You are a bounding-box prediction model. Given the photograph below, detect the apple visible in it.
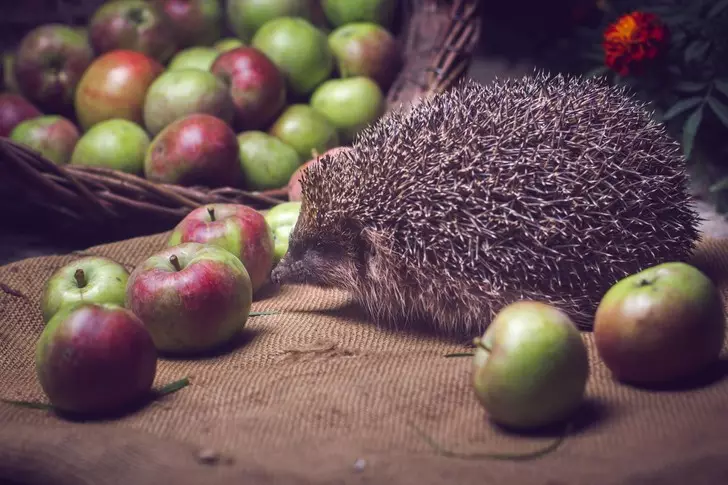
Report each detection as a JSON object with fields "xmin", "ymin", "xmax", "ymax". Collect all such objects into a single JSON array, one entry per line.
[
  {"xmin": 142, "ymin": 68, "xmax": 233, "ymax": 136},
  {"xmin": 167, "ymin": 46, "xmax": 220, "ymax": 71},
  {"xmin": 152, "ymin": 0, "xmax": 223, "ymax": 48},
  {"xmin": 264, "ymin": 201, "xmax": 301, "ymax": 263},
  {"xmin": 310, "ymin": 76, "xmax": 384, "ymax": 143},
  {"xmin": 287, "ymin": 146, "xmax": 351, "ymax": 201},
  {"xmin": 328, "ymin": 22, "xmax": 402, "ymax": 91},
  {"xmin": 210, "ymin": 46, "xmax": 286, "ymax": 131},
  {"xmin": 594, "ymin": 262, "xmax": 726, "ymax": 385},
  {"xmin": 214, "ymin": 38, "xmax": 245, "ymax": 52},
  {"xmin": 35, "ymin": 302, "xmax": 157, "ymax": 416},
  {"xmin": 226, "ymin": 0, "xmax": 314, "ymax": 42},
  {"xmin": 14, "ymin": 24, "xmax": 94, "ymax": 114},
  {"xmin": 251, "ymin": 17, "xmax": 333, "ymax": 97},
  {"xmin": 74, "ymin": 50, "xmax": 164, "ymax": 131},
  {"xmin": 0, "ymin": 93, "xmax": 42, "ymax": 137},
  {"xmin": 40, "ymin": 256, "xmax": 130, "ymax": 324},
  {"xmin": 269, "ymin": 104, "xmax": 339, "ymax": 161},
  {"xmin": 237, "ymin": 131, "xmax": 301, "ymax": 190},
  {"xmin": 472, "ymin": 301, "xmax": 590, "ymax": 430},
  {"xmin": 126, "ymin": 242, "xmax": 253, "ymax": 354},
  {"xmin": 70, "ymin": 119, "xmax": 150, "ymax": 174},
  {"xmin": 10, "ymin": 115, "xmax": 79, "ymax": 165},
  {"xmin": 167, "ymin": 204, "xmax": 275, "ymax": 293},
  {"xmin": 88, "ymin": 0, "xmax": 178, "ymax": 64},
  {"xmin": 144, "ymin": 113, "xmax": 241, "ymax": 187},
  {"xmin": 321, "ymin": 0, "xmax": 397, "ymax": 28}
]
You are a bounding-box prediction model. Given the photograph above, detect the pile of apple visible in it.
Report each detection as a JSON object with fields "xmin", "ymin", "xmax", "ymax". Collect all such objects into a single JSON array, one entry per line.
[
  {"xmin": 0, "ymin": 0, "xmax": 400, "ymax": 196},
  {"xmin": 34, "ymin": 200, "xmax": 300, "ymax": 417},
  {"xmin": 470, "ymin": 261, "xmax": 727, "ymax": 432}
]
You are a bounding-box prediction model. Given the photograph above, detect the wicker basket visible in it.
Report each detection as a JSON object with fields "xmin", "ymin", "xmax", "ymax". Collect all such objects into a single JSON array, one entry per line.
[{"xmin": 0, "ymin": 0, "xmax": 481, "ymax": 243}]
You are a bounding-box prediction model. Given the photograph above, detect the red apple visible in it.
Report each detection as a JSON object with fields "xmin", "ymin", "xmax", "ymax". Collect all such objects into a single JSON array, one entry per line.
[
  {"xmin": 0, "ymin": 93, "xmax": 42, "ymax": 137},
  {"xmin": 35, "ymin": 302, "xmax": 158, "ymax": 416},
  {"xmin": 14, "ymin": 24, "xmax": 94, "ymax": 114},
  {"xmin": 167, "ymin": 204, "xmax": 275, "ymax": 294},
  {"xmin": 594, "ymin": 262, "xmax": 726, "ymax": 385},
  {"xmin": 74, "ymin": 50, "xmax": 164, "ymax": 131},
  {"xmin": 288, "ymin": 146, "xmax": 351, "ymax": 201},
  {"xmin": 126, "ymin": 242, "xmax": 253, "ymax": 355},
  {"xmin": 152, "ymin": 0, "xmax": 224, "ymax": 48},
  {"xmin": 88, "ymin": 0, "xmax": 178, "ymax": 64},
  {"xmin": 210, "ymin": 46, "xmax": 286, "ymax": 131},
  {"xmin": 10, "ymin": 115, "xmax": 80, "ymax": 165},
  {"xmin": 144, "ymin": 113, "xmax": 241, "ymax": 187}
]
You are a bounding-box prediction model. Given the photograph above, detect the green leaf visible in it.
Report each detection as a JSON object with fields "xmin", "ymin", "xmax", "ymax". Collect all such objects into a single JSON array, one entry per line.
[
  {"xmin": 661, "ymin": 97, "xmax": 703, "ymax": 121},
  {"xmin": 153, "ymin": 377, "xmax": 190, "ymax": 398},
  {"xmin": 707, "ymin": 96, "xmax": 728, "ymax": 127},
  {"xmin": 684, "ymin": 40, "xmax": 711, "ymax": 64},
  {"xmin": 673, "ymin": 81, "xmax": 709, "ymax": 93},
  {"xmin": 585, "ymin": 65, "xmax": 610, "ymax": 78},
  {"xmin": 707, "ymin": 0, "xmax": 728, "ymax": 17},
  {"xmin": 713, "ymin": 79, "xmax": 728, "ymax": 98},
  {"xmin": 709, "ymin": 176, "xmax": 728, "ymax": 193},
  {"xmin": 682, "ymin": 106, "xmax": 704, "ymax": 160},
  {"xmin": 249, "ymin": 310, "xmax": 280, "ymax": 316}
]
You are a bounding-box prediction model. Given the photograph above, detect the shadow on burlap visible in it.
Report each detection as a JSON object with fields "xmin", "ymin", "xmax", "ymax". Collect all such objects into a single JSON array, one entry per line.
[{"xmin": 1, "ymin": 231, "xmax": 728, "ymax": 485}]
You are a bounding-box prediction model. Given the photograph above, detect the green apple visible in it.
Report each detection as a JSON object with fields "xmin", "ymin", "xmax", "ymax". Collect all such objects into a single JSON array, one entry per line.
[
  {"xmin": 321, "ymin": 0, "xmax": 397, "ymax": 28},
  {"xmin": 310, "ymin": 76, "xmax": 384, "ymax": 143},
  {"xmin": 10, "ymin": 115, "xmax": 80, "ymax": 165},
  {"xmin": 472, "ymin": 301, "xmax": 589, "ymax": 430},
  {"xmin": 237, "ymin": 131, "xmax": 302, "ymax": 191},
  {"xmin": 70, "ymin": 119, "xmax": 150, "ymax": 174},
  {"xmin": 40, "ymin": 256, "xmax": 130, "ymax": 324},
  {"xmin": 594, "ymin": 262, "xmax": 726, "ymax": 386},
  {"xmin": 251, "ymin": 17, "xmax": 333, "ymax": 96},
  {"xmin": 269, "ymin": 104, "xmax": 339, "ymax": 161},
  {"xmin": 142, "ymin": 68, "xmax": 234, "ymax": 135},
  {"xmin": 227, "ymin": 0, "xmax": 314, "ymax": 42},
  {"xmin": 214, "ymin": 37, "xmax": 245, "ymax": 52},
  {"xmin": 328, "ymin": 22, "xmax": 402, "ymax": 91},
  {"xmin": 167, "ymin": 47, "xmax": 220, "ymax": 71},
  {"xmin": 264, "ymin": 201, "xmax": 301, "ymax": 263}
]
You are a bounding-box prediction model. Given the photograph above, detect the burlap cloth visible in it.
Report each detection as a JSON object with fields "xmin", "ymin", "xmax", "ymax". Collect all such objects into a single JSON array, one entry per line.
[{"xmin": 1, "ymin": 231, "xmax": 728, "ymax": 485}]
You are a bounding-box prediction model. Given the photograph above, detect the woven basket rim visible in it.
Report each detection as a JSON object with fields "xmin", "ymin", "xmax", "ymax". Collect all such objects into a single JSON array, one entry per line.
[{"xmin": 0, "ymin": 0, "xmax": 481, "ymax": 244}]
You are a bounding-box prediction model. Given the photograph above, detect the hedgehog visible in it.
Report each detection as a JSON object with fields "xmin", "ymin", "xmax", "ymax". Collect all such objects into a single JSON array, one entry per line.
[{"xmin": 270, "ymin": 71, "xmax": 701, "ymax": 338}]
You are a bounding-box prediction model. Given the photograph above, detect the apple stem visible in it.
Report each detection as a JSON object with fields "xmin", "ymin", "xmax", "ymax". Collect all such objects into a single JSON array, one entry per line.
[
  {"xmin": 170, "ymin": 254, "xmax": 182, "ymax": 272},
  {"xmin": 207, "ymin": 207, "xmax": 216, "ymax": 222},
  {"xmin": 74, "ymin": 269, "xmax": 86, "ymax": 288},
  {"xmin": 472, "ymin": 337, "xmax": 492, "ymax": 352}
]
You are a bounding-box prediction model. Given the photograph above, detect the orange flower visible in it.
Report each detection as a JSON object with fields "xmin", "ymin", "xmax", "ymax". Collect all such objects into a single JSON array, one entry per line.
[{"xmin": 603, "ymin": 11, "xmax": 668, "ymax": 76}]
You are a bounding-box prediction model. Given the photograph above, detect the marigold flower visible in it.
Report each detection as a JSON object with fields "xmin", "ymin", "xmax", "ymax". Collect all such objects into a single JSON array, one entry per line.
[{"xmin": 603, "ymin": 11, "xmax": 668, "ymax": 76}]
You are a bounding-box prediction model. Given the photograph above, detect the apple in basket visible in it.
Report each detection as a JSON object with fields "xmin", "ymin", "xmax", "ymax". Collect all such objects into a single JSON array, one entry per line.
[
  {"xmin": 226, "ymin": 0, "xmax": 315, "ymax": 43},
  {"xmin": 40, "ymin": 256, "xmax": 130, "ymax": 323},
  {"xmin": 288, "ymin": 146, "xmax": 352, "ymax": 201},
  {"xmin": 321, "ymin": 0, "xmax": 397, "ymax": 28},
  {"xmin": 13, "ymin": 24, "xmax": 94, "ymax": 114},
  {"xmin": 87, "ymin": 0, "xmax": 178, "ymax": 64},
  {"xmin": 167, "ymin": 46, "xmax": 221, "ymax": 71},
  {"xmin": 0, "ymin": 93, "xmax": 41, "ymax": 137},
  {"xmin": 328, "ymin": 22, "xmax": 403, "ymax": 91},
  {"xmin": 472, "ymin": 301, "xmax": 590, "ymax": 430},
  {"xmin": 144, "ymin": 113, "xmax": 242, "ymax": 187},
  {"xmin": 167, "ymin": 204, "xmax": 275, "ymax": 294},
  {"xmin": 214, "ymin": 38, "xmax": 244, "ymax": 53},
  {"xmin": 9, "ymin": 115, "xmax": 80, "ymax": 165},
  {"xmin": 594, "ymin": 262, "xmax": 726, "ymax": 386},
  {"xmin": 35, "ymin": 302, "xmax": 158, "ymax": 416},
  {"xmin": 126, "ymin": 242, "xmax": 253, "ymax": 355},
  {"xmin": 74, "ymin": 50, "xmax": 164, "ymax": 131},
  {"xmin": 210, "ymin": 46, "xmax": 287, "ymax": 131},
  {"xmin": 152, "ymin": 0, "xmax": 224, "ymax": 48}
]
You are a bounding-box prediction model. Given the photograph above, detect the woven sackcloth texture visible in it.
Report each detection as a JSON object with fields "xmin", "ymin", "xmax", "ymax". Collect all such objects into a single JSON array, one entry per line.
[{"xmin": 1, "ymin": 231, "xmax": 728, "ymax": 485}]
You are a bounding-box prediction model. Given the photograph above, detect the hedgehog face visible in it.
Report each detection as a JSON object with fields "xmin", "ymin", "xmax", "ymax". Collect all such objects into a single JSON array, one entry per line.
[{"xmin": 270, "ymin": 213, "xmax": 365, "ymax": 290}]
